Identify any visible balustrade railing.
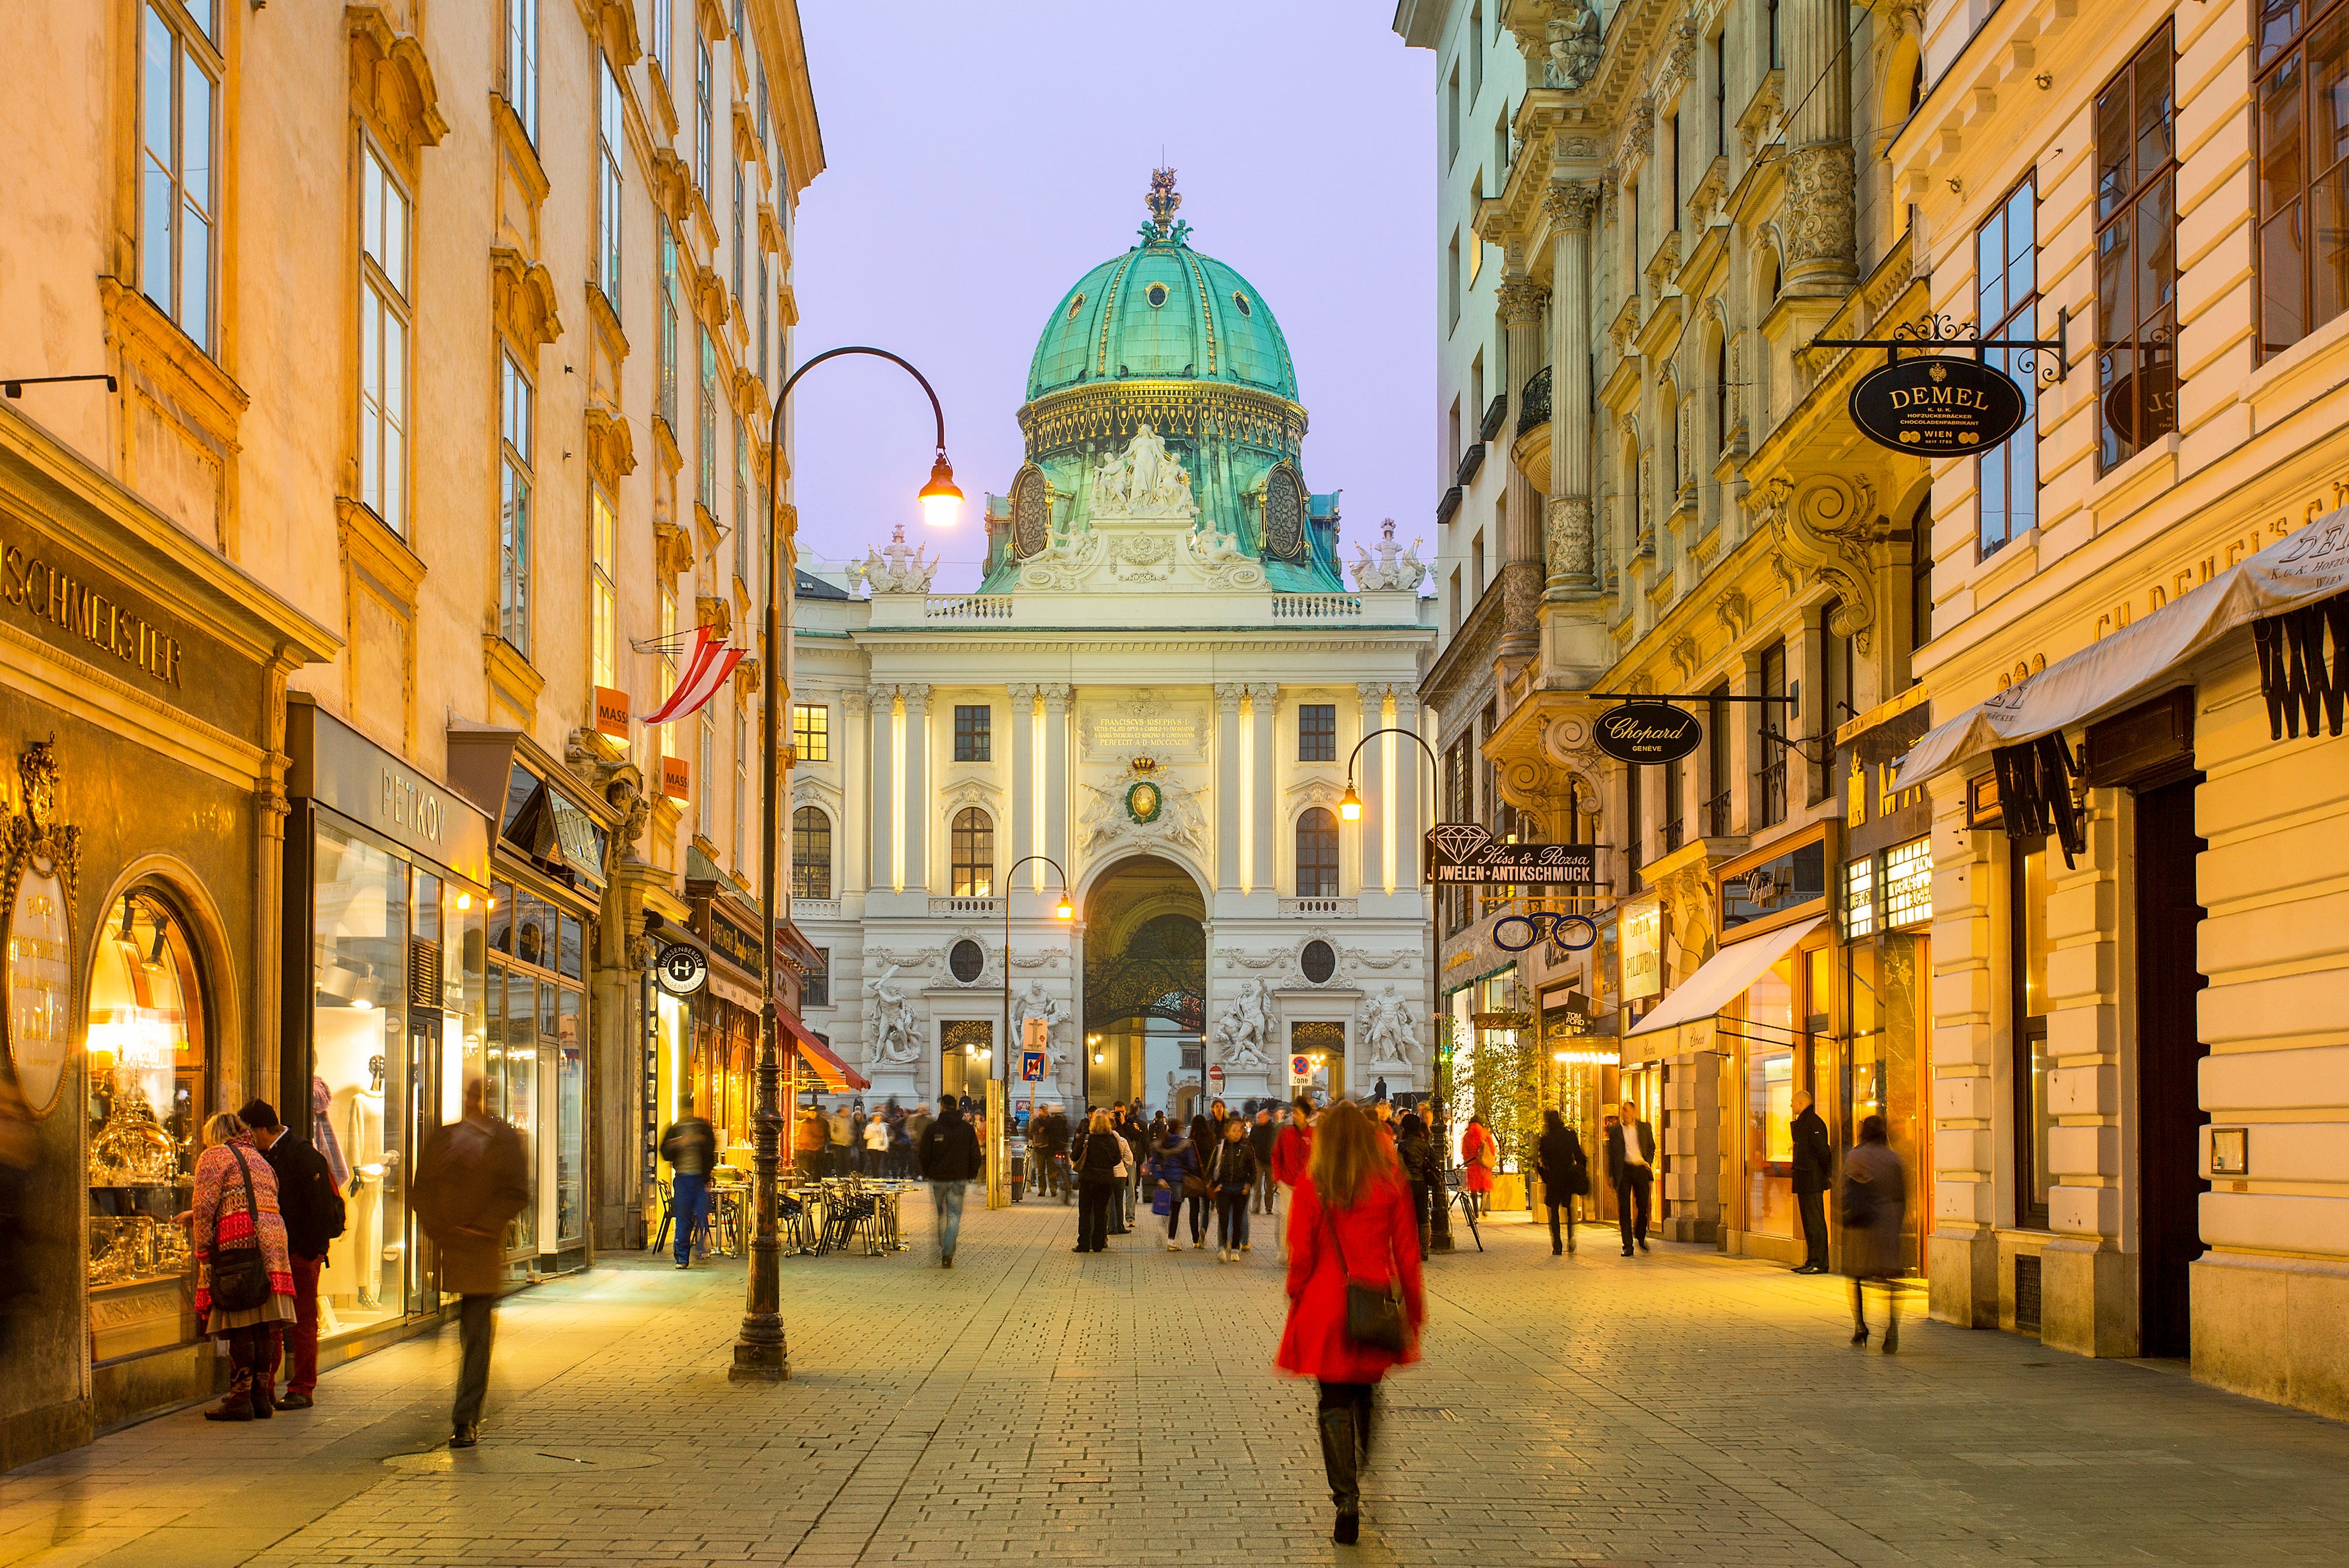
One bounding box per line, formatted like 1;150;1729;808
1270;593;1363;618
925;594;1014;621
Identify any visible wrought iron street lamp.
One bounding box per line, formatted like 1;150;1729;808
993;854;1073;1209
734;348;958;1385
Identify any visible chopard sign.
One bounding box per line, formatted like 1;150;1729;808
1593;702;1702;765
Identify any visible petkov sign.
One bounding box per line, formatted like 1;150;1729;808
1593;702;1702;765
1849;356;2028;455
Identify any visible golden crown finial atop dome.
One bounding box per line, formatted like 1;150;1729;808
1141;168;1189;245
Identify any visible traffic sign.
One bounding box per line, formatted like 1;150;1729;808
1290;1055;1311;1081
1020;1051;1048;1082
1207;1064;1225;1087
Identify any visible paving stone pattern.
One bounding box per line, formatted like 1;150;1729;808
5;1199;2348;1567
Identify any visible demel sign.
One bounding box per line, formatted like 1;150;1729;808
1849;356;2028;455
1594;702;1702;765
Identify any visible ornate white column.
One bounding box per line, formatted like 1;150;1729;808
1214;682;1245;892
1008;683;1036;889
1546;181;1601;594
1248;682;1279;896
868;684;897;893
841;686;872;896
1356;682;1387;896
901;684;932;891
1040;684;1072;879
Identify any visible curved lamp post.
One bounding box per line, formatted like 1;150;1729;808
1338;725;1441;825
995;854;1073;1209
733;348;961;1384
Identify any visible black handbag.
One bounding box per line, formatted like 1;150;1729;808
1325;1209;1407;1355
208;1147;272;1314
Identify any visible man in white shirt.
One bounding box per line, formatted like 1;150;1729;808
1604;1100;1656;1257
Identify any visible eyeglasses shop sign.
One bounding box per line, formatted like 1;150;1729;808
1594;702;1702;765
1849;356;2028;455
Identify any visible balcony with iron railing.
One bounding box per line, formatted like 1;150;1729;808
1755;760;1789;830
1702;790;1731;837
1513;364;1553;487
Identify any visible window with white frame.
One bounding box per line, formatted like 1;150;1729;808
358;143;411;536
698;327;718;507
504;0;539;143
596;54;622;311
140;0;220;354
659;221;679;429
499;352;533;654
734;702;748;869
591;487;618;690
734;416;750;580
700;703;716;841
732;160;746;307
658;587;679;761
695;34;714;195
651;0;673;86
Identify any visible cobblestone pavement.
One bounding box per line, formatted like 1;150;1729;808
6;1197;2349;1568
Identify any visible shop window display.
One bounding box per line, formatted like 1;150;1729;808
484;877;587;1261
1741;957;1797;1239
310;822;412;1335
85;888;206;1358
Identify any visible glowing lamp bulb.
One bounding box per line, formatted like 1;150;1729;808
1055;896;1073;920
1339;782;1363;822
918;452;964;528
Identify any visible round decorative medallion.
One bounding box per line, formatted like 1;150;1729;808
1009;465;1051;558
1145;281;1170;308
1261;462;1305;561
1231;290;1252;317
1125;780;1163;825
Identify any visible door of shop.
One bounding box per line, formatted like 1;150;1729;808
2136;776;2207;1358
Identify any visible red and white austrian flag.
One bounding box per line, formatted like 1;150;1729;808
640;625;746;726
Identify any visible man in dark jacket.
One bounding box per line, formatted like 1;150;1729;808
1605;1101;1657;1257
1789;1090;1835;1273
1247;1108;1280;1214
915;1096;982;1268
411;1078;530;1448
659;1098;718;1268
1039;1105;1072;1203
240;1099;343;1411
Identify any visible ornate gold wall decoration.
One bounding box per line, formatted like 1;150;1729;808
346;6;448;174
490;247;564;352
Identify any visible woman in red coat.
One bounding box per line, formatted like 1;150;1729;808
1277;1100;1426;1545
1459;1113;1497;1216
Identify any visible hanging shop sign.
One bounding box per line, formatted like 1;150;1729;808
1847;357;2028;455
1593;702;1702;765
1424;822;1596;886
2;741;78;1117
1620;896;1663;1003
1835;687;1933;858
656;941;708;995
1717;823;1832;940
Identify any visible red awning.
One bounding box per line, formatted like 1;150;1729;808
781;1009;867;1091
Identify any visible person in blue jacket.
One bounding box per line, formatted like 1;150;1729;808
1147;1126;1202;1252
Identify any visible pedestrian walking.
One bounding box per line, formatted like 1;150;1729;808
862;1109;890;1176
1039;1103;1072;1202
1533;1109;1590;1257
914;1095;982;1268
1105;1107;1138;1233
1276;1100;1426;1546
409;1078;529;1447
659;1097;717;1267
1071;1109;1124;1252
888;1103;914;1177
1392;1112;1439;1259
1790;1090;1834;1274
1606;1101;1655;1256
1182;1114;1217;1247
238;1099;344;1409
793;1105;828;1179
1271;1096;1314;1260
1208;1116;1259;1260
827;1103;853;1176
1248;1108;1280;1215
1459;1113;1496;1218
1842;1114;1908;1351
1147;1123;1202;1251
183;1112;297;1422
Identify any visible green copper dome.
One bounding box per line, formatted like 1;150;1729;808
1025;238;1297;402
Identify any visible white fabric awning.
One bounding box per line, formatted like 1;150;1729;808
1896;509;2349;788
1627;914;1825;1038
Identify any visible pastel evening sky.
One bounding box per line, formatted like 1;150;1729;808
790;1;1436;593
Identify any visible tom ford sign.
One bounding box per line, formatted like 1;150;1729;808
1849;357;2028;455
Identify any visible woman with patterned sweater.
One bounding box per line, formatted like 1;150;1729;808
182;1112;297;1421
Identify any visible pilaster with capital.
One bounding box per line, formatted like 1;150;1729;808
1247;683;1279;894
842;686;873;894
1781;0;1856;290
1214;682;1246;891
1008;683;1036;883
1497;274;1550;664
900;683;932;891
1390;690;1424;892
1038;684;1072;880
867;684;897;891
1545;180;1601;592
1355;682;1388;894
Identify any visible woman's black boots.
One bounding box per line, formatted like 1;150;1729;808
1318;1405;1361;1543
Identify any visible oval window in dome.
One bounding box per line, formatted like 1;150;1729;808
1231;290;1252;317
1145;281;1170;308
1065;291;1086;322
